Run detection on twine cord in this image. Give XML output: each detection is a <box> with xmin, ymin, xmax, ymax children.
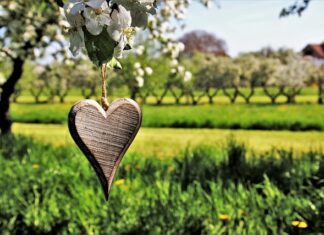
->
<box><xmin>101</xmin><ymin>63</ymin><xmax>110</xmax><ymax>111</ymax></box>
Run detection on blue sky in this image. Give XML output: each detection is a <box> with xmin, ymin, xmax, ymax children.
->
<box><xmin>178</xmin><ymin>0</ymin><xmax>324</xmax><ymax>56</ymax></box>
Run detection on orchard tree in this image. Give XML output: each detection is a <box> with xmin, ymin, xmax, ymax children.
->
<box><xmin>259</xmin><ymin>58</ymin><xmax>283</xmax><ymax>104</ymax></box>
<box><xmin>213</xmin><ymin>57</ymin><xmax>241</xmax><ymax>104</ymax></box>
<box><xmin>149</xmin><ymin>57</ymin><xmax>172</xmax><ymax>105</ymax></box>
<box><xmin>277</xmin><ymin>56</ymin><xmax>311</xmax><ymax>103</ymax></box>
<box><xmin>133</xmin><ymin>62</ymin><xmax>154</xmax><ymax>104</ymax></box>
<box><xmin>235</xmin><ymin>54</ymin><xmax>260</xmax><ymax>103</ymax></box>
<box><xmin>195</xmin><ymin>55</ymin><xmax>224</xmax><ymax>104</ymax></box>
<box><xmin>29</xmin><ymin>65</ymin><xmax>47</xmax><ymax>103</ymax></box>
<box><xmin>310</xmin><ymin>63</ymin><xmax>324</xmax><ymax>104</ymax></box>
<box><xmin>45</xmin><ymin>62</ymin><xmax>73</xmax><ymax>103</ymax></box>
<box><xmin>0</xmin><ymin>0</ymin><xmax>65</xmax><ymax>133</ymax></box>
<box><xmin>72</xmin><ymin>61</ymin><xmax>100</xmax><ymax>99</ymax></box>
<box><xmin>169</xmin><ymin>64</ymin><xmax>195</xmax><ymax>105</ymax></box>
<box><xmin>11</xmin><ymin>84</ymin><xmax>22</xmax><ymax>103</ymax></box>
<box><xmin>0</xmin><ymin>0</ymin><xmax>217</xmax><ymax>134</ymax></box>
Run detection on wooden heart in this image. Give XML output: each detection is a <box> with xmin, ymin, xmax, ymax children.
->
<box><xmin>68</xmin><ymin>99</ymin><xmax>142</xmax><ymax>200</ymax></box>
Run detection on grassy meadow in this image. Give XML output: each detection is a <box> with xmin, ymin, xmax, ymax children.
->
<box><xmin>13</xmin><ymin>123</ymin><xmax>324</xmax><ymax>157</ymax></box>
<box><xmin>2</xmin><ymin>93</ymin><xmax>324</xmax><ymax>234</ymax></box>
<box><xmin>11</xmin><ymin>94</ymin><xmax>324</xmax><ymax>131</ymax></box>
<box><xmin>0</xmin><ymin>135</ymin><xmax>323</xmax><ymax>234</ymax></box>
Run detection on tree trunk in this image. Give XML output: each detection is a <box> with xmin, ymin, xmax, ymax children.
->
<box><xmin>206</xmin><ymin>88</ymin><xmax>218</xmax><ymax>104</ymax></box>
<box><xmin>153</xmin><ymin>88</ymin><xmax>168</xmax><ymax>105</ymax></box>
<box><xmin>286</xmin><ymin>95</ymin><xmax>296</xmax><ymax>104</ymax></box>
<box><xmin>141</xmin><ymin>96</ymin><xmax>147</xmax><ymax>104</ymax></box>
<box><xmin>318</xmin><ymin>82</ymin><xmax>323</xmax><ymax>104</ymax></box>
<box><xmin>271</xmin><ymin>97</ymin><xmax>276</xmax><ymax>104</ymax></box>
<box><xmin>35</xmin><ymin>95</ymin><xmax>40</xmax><ymax>103</ymax></box>
<box><xmin>263</xmin><ymin>86</ymin><xmax>283</xmax><ymax>105</ymax></box>
<box><xmin>190</xmin><ymin>92</ymin><xmax>204</xmax><ymax>105</ymax></box>
<box><xmin>130</xmin><ymin>87</ymin><xmax>138</xmax><ymax>100</ymax></box>
<box><xmin>12</xmin><ymin>96</ymin><xmax>18</xmax><ymax>103</ymax></box>
<box><xmin>59</xmin><ymin>96</ymin><xmax>65</xmax><ymax>103</ymax></box>
<box><xmin>208</xmin><ymin>96</ymin><xmax>213</xmax><ymax>104</ymax></box>
<box><xmin>139</xmin><ymin>92</ymin><xmax>149</xmax><ymax>105</ymax></box>
<box><xmin>0</xmin><ymin>58</ymin><xmax>24</xmax><ymax>134</ymax></box>
<box><xmin>284</xmin><ymin>88</ymin><xmax>301</xmax><ymax>104</ymax></box>
<box><xmin>170</xmin><ymin>89</ymin><xmax>184</xmax><ymax>105</ymax></box>
<box><xmin>223</xmin><ymin>88</ymin><xmax>238</xmax><ymax>104</ymax></box>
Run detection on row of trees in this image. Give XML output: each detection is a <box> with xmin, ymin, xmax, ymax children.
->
<box><xmin>8</xmin><ymin>48</ymin><xmax>324</xmax><ymax>105</ymax></box>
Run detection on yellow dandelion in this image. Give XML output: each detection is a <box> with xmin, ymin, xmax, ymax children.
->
<box><xmin>32</xmin><ymin>164</ymin><xmax>40</xmax><ymax>170</ymax></box>
<box><xmin>115</xmin><ymin>179</ymin><xmax>125</xmax><ymax>186</ymax></box>
<box><xmin>292</xmin><ymin>221</ymin><xmax>308</xmax><ymax>229</ymax></box>
<box><xmin>219</xmin><ymin>214</ymin><xmax>230</xmax><ymax>222</ymax></box>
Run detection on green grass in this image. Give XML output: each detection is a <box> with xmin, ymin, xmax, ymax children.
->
<box><xmin>13</xmin><ymin>123</ymin><xmax>324</xmax><ymax>157</ymax></box>
<box><xmin>11</xmin><ymin>97</ymin><xmax>324</xmax><ymax>131</ymax></box>
<box><xmin>0</xmin><ymin>135</ymin><xmax>323</xmax><ymax>234</ymax></box>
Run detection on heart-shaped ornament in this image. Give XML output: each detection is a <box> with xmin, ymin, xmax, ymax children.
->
<box><xmin>68</xmin><ymin>99</ymin><xmax>142</xmax><ymax>200</ymax></box>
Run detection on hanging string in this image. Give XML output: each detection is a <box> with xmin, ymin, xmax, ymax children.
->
<box><xmin>101</xmin><ymin>63</ymin><xmax>110</xmax><ymax>111</ymax></box>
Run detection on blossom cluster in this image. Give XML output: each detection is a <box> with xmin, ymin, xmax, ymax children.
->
<box><xmin>170</xmin><ymin>59</ymin><xmax>192</xmax><ymax>82</ymax></box>
<box><xmin>133</xmin><ymin>62</ymin><xmax>153</xmax><ymax>87</ymax></box>
<box><xmin>63</xmin><ymin>0</ymin><xmax>157</xmax><ymax>65</ymax></box>
<box><xmin>146</xmin><ymin>0</ymin><xmax>213</xmax><ymax>81</ymax></box>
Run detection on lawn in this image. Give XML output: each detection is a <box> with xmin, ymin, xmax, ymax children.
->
<box><xmin>13</xmin><ymin>123</ymin><xmax>324</xmax><ymax>157</ymax></box>
<box><xmin>11</xmin><ymin>95</ymin><xmax>324</xmax><ymax>131</ymax></box>
<box><xmin>0</xmin><ymin>135</ymin><xmax>322</xmax><ymax>234</ymax></box>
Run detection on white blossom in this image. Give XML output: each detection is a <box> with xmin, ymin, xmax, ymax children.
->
<box><xmin>134</xmin><ymin>62</ymin><xmax>141</xmax><ymax>69</ymax></box>
<box><xmin>112</xmin><ymin>0</ymin><xmax>156</xmax><ymax>27</ymax></box>
<box><xmin>145</xmin><ymin>67</ymin><xmax>153</xmax><ymax>75</ymax></box>
<box><xmin>136</xmin><ymin>76</ymin><xmax>144</xmax><ymax>87</ymax></box>
<box><xmin>184</xmin><ymin>71</ymin><xmax>192</xmax><ymax>82</ymax></box>
<box><xmin>107</xmin><ymin>5</ymin><xmax>134</xmax><ymax>58</ymax></box>
<box><xmin>61</xmin><ymin>0</ymin><xmax>213</xmax><ymax>65</ymax></box>
<box><xmin>83</xmin><ymin>1</ymin><xmax>111</xmax><ymax>35</ymax></box>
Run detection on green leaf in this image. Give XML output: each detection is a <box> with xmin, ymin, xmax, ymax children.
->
<box><xmin>83</xmin><ymin>27</ymin><xmax>117</xmax><ymax>67</ymax></box>
<box><xmin>107</xmin><ymin>57</ymin><xmax>123</xmax><ymax>70</ymax></box>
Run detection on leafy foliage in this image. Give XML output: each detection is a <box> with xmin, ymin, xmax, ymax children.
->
<box><xmin>83</xmin><ymin>27</ymin><xmax>117</xmax><ymax>67</ymax></box>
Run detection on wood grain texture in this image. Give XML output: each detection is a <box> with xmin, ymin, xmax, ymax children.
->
<box><xmin>68</xmin><ymin>99</ymin><xmax>142</xmax><ymax>200</ymax></box>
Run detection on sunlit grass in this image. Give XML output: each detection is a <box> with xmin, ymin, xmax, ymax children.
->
<box><xmin>13</xmin><ymin>123</ymin><xmax>324</xmax><ymax>158</ymax></box>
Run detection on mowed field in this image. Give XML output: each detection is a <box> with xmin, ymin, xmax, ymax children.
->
<box><xmin>11</xmin><ymin>95</ymin><xmax>324</xmax><ymax>131</ymax></box>
<box><xmin>10</xmin><ymin>94</ymin><xmax>324</xmax><ymax>157</ymax></box>
<box><xmin>13</xmin><ymin>124</ymin><xmax>324</xmax><ymax>158</ymax></box>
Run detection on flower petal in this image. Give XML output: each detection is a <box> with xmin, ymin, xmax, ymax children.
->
<box><xmin>85</xmin><ymin>18</ymin><xmax>103</xmax><ymax>35</ymax></box>
<box><xmin>114</xmin><ymin>35</ymin><xmax>127</xmax><ymax>59</ymax></box>
<box><xmin>98</xmin><ymin>13</ymin><xmax>112</xmax><ymax>26</ymax></box>
<box><xmin>69</xmin><ymin>28</ymin><xmax>84</xmax><ymax>56</ymax></box>
<box><xmin>86</xmin><ymin>0</ymin><xmax>106</xmax><ymax>9</ymax></box>
<box><xmin>70</xmin><ymin>2</ymin><xmax>86</xmax><ymax>15</ymax></box>
<box><xmin>107</xmin><ymin>25</ymin><xmax>122</xmax><ymax>42</ymax></box>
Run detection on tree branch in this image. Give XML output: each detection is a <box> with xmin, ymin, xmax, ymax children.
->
<box><xmin>0</xmin><ymin>48</ymin><xmax>15</xmax><ymax>60</ymax></box>
<box><xmin>280</xmin><ymin>0</ymin><xmax>312</xmax><ymax>17</ymax></box>
<box><xmin>52</xmin><ymin>0</ymin><xmax>64</xmax><ymax>7</ymax></box>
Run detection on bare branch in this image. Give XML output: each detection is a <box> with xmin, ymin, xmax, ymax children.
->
<box><xmin>280</xmin><ymin>0</ymin><xmax>312</xmax><ymax>17</ymax></box>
